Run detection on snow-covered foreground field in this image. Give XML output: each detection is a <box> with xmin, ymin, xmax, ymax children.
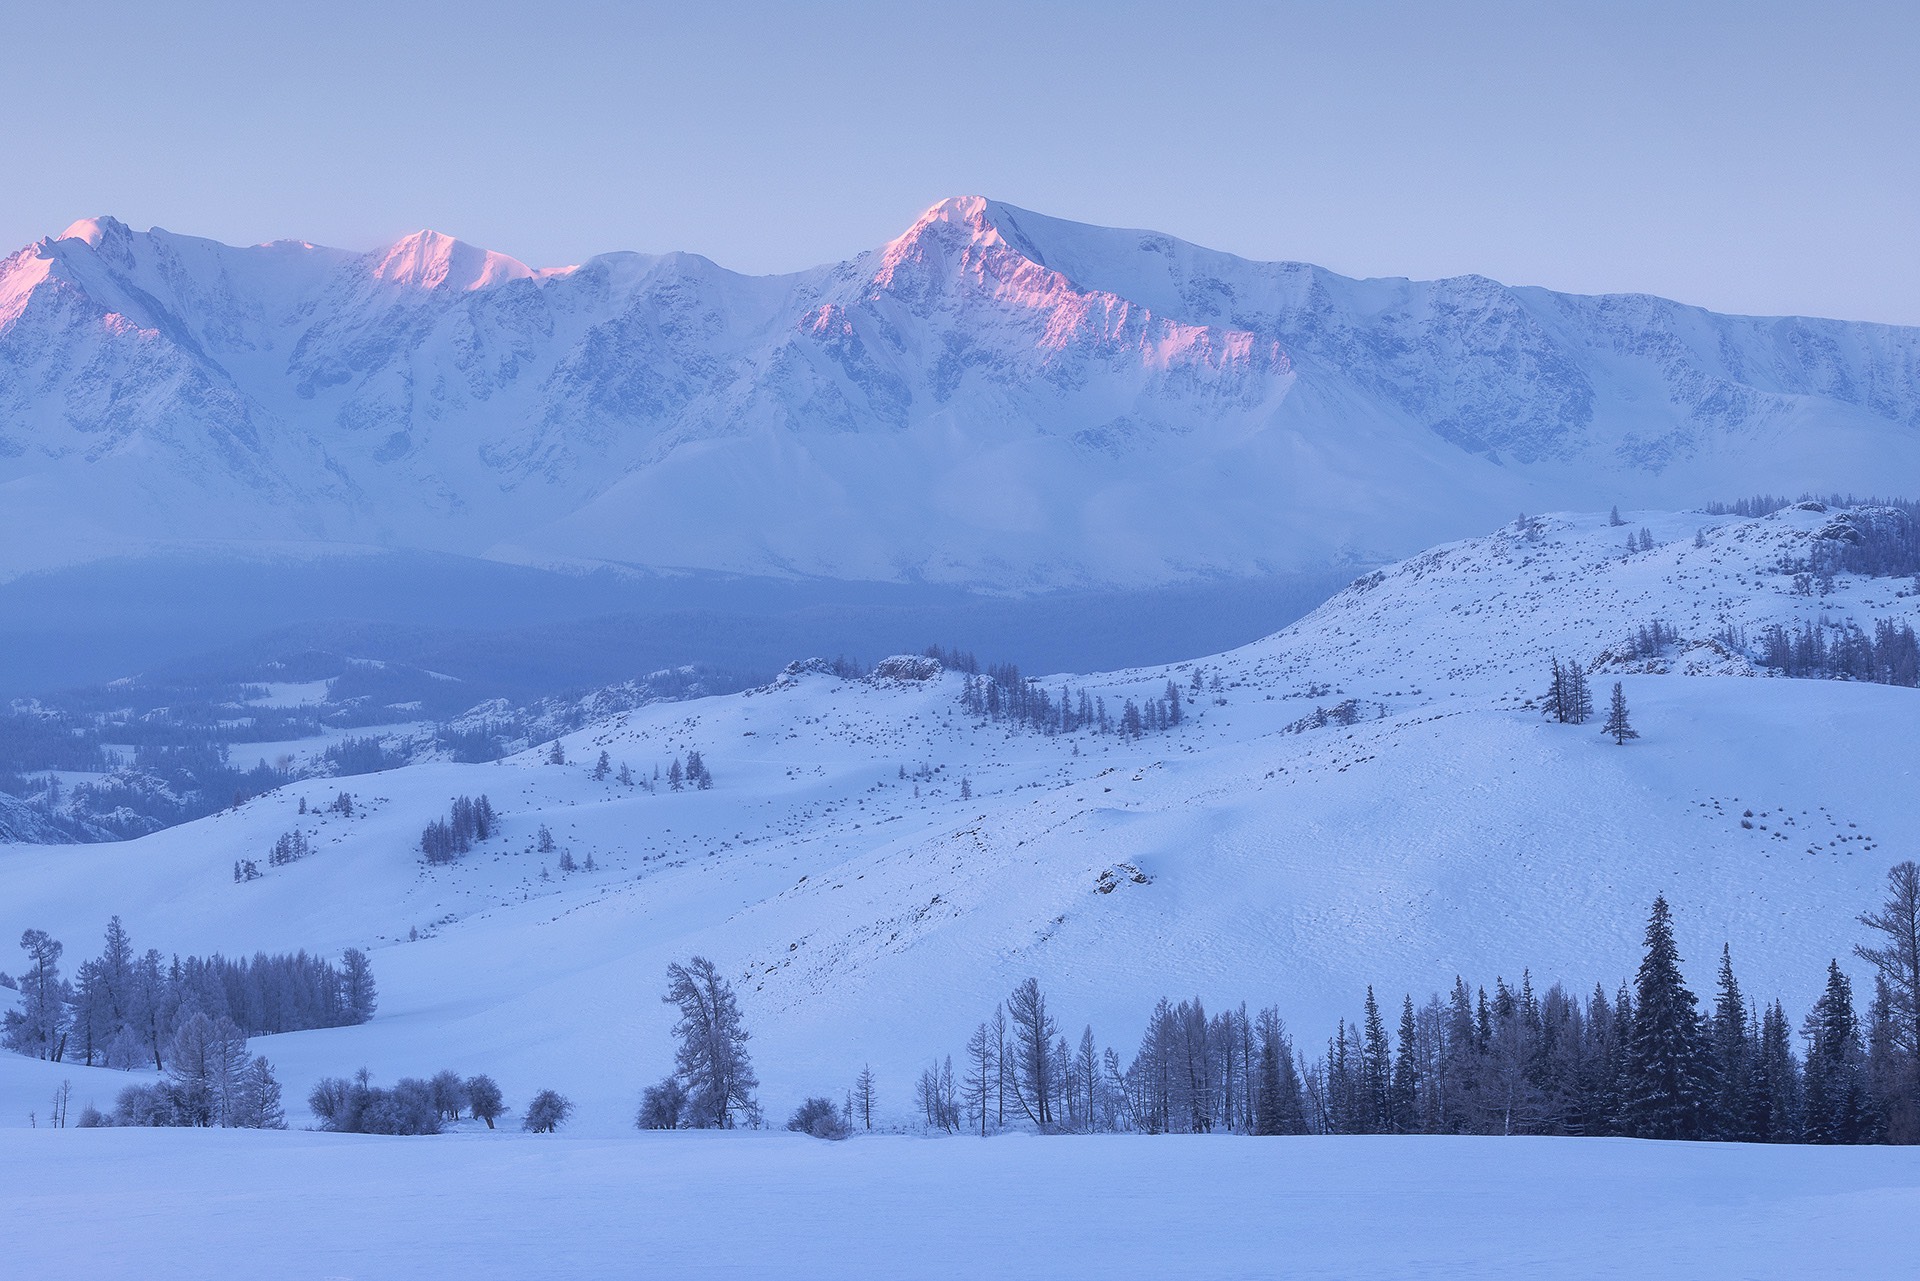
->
<box><xmin>6</xmin><ymin>1127</ymin><xmax>1915</xmax><ymax>1280</ymax></box>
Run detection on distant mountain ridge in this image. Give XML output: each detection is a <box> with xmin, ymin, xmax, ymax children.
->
<box><xmin>2</xmin><ymin>196</ymin><xmax>1917</xmax><ymax>586</ymax></box>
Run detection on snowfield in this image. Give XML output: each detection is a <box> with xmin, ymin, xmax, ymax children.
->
<box><xmin>2</xmin><ymin>504</ymin><xmax>1917</xmax><ymax>1276</ymax></box>
<box><xmin>4</xmin><ymin>1126</ymin><xmax>1918</xmax><ymax>1280</ymax></box>
<box><xmin>2</xmin><ymin>505</ymin><xmax>1914</xmax><ymax>1130</ymax></box>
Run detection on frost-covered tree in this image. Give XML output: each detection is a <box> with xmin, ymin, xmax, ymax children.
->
<box><xmin>592</xmin><ymin>751</ymin><xmax>611</xmax><ymax>781</ymax></box>
<box><xmin>340</xmin><ymin>948</ymin><xmax>377</xmax><ymax>1024</ymax></box>
<box><xmin>466</xmin><ymin>1074</ymin><xmax>506</xmax><ymax>1129</ymax></box>
<box><xmin>522</xmin><ymin>1089</ymin><xmax>574</xmax><ymax>1133</ymax></box>
<box><xmin>165</xmin><ymin>1012</ymin><xmax>248</xmax><ymax>1126</ymax></box>
<box><xmin>787</xmin><ymin>1095</ymin><xmax>847</xmax><ymax>1139</ymax></box>
<box><xmin>308</xmin><ymin>1071</ymin><xmax>442</xmax><ymax>1135</ymax></box>
<box><xmin>2</xmin><ymin>929</ymin><xmax>70</xmax><ymax>1061</ymax></box>
<box><xmin>428</xmin><ymin>1069</ymin><xmax>469</xmax><ymax>1122</ymax></box>
<box><xmin>229</xmin><ymin>1055</ymin><xmax>287</xmax><ymax>1129</ymax></box>
<box><xmin>637</xmin><ymin>1076</ymin><xmax>687</xmax><ymax>1129</ymax></box>
<box><xmin>663</xmin><ymin>957</ymin><xmax>759</xmax><ymax>1128</ymax></box>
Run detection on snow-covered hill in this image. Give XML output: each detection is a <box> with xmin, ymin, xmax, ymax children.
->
<box><xmin>3</xmin><ymin>199</ymin><xmax>1918</xmax><ymax>585</ymax></box>
<box><xmin>1</xmin><ymin>506</ymin><xmax>1915</xmax><ymax>1131</ymax></box>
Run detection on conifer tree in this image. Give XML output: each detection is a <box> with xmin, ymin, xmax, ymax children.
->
<box><xmin>1390</xmin><ymin>994</ymin><xmax>1420</xmax><ymax>1133</ymax></box>
<box><xmin>1855</xmin><ymin>861</ymin><xmax>1920</xmax><ymax>1084</ymax></box>
<box><xmin>662</xmin><ymin>956</ymin><xmax>759</xmax><ymax>1128</ymax></box>
<box><xmin>1567</xmin><ymin>663</ymin><xmax>1594</xmax><ymax>724</ymax></box>
<box><xmin>1361</xmin><ymin>988</ymin><xmax>1391</xmax><ymax>1134</ymax></box>
<box><xmin>1623</xmin><ymin>897</ymin><xmax>1712</xmax><ymax>1139</ymax></box>
<box><xmin>1802</xmin><ymin>960</ymin><xmax>1868</xmax><ymax>1143</ymax></box>
<box><xmin>852</xmin><ymin>1064</ymin><xmax>877</xmax><ymax>1131</ymax></box>
<box><xmin>1750</xmin><ymin>999</ymin><xmax>1800</xmax><ymax>1141</ymax></box>
<box><xmin>1602</xmin><ymin>682</ymin><xmax>1638</xmax><ymax>744</ymax></box>
<box><xmin>1710</xmin><ymin>944</ymin><xmax>1753</xmax><ymax>1138</ymax></box>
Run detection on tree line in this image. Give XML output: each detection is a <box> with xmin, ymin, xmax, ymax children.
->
<box><xmin>897</xmin><ymin>866</ymin><xmax>1918</xmax><ymax>1143</ymax></box>
<box><xmin>2</xmin><ymin>917</ymin><xmax>376</xmax><ymax>1069</ymax></box>
<box><xmin>1755</xmin><ymin>619</ymin><xmax>1919</xmax><ymax>688</ymax></box>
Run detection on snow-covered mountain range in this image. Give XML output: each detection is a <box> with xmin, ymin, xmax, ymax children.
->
<box><xmin>4</xmin><ymin>198</ymin><xmax>1918</xmax><ymax>585</ymax></box>
<box><xmin>4</xmin><ymin>503</ymin><xmax>1914</xmax><ymax>1132</ymax></box>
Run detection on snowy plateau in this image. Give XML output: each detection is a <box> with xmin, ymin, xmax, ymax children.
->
<box><xmin>4</xmin><ymin>502</ymin><xmax>1920</xmax><ymax>1277</ymax></box>
<box><xmin>3</xmin><ymin>196</ymin><xmax>1920</xmax><ymax>587</ymax></box>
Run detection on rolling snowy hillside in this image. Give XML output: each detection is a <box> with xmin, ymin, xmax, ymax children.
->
<box><xmin>2</xmin><ymin>504</ymin><xmax>1915</xmax><ymax>1135</ymax></box>
<box><xmin>3</xmin><ymin>199</ymin><xmax>1918</xmax><ymax>586</ymax></box>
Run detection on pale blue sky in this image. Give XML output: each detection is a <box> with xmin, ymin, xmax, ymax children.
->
<box><xmin>7</xmin><ymin>0</ymin><xmax>1916</xmax><ymax>322</ymax></box>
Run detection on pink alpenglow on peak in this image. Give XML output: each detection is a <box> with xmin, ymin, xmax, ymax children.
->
<box><xmin>873</xmin><ymin>196</ymin><xmax>1284</xmax><ymax>374</ymax></box>
<box><xmin>367</xmin><ymin>230</ymin><xmax>537</xmax><ymax>292</ymax></box>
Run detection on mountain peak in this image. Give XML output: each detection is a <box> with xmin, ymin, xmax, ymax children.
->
<box><xmin>367</xmin><ymin>229</ymin><xmax>534</xmax><ymax>291</ymax></box>
<box><xmin>873</xmin><ymin>195</ymin><xmax>1048</xmax><ymax>293</ymax></box>
<box><xmin>896</xmin><ymin>195</ymin><xmax>1016</xmax><ymax>249</ymax></box>
<box><xmin>56</xmin><ymin>216</ymin><xmax>131</xmax><ymax>246</ymax></box>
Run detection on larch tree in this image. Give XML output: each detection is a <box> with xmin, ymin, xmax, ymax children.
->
<box><xmin>663</xmin><ymin>956</ymin><xmax>760</xmax><ymax>1129</ymax></box>
<box><xmin>1602</xmin><ymin>682</ymin><xmax>1638</xmax><ymax>744</ymax></box>
<box><xmin>1006</xmin><ymin>977</ymin><xmax>1057</xmax><ymax>1128</ymax></box>
<box><xmin>1855</xmin><ymin>862</ymin><xmax>1920</xmax><ymax>1068</ymax></box>
<box><xmin>852</xmin><ymin>1064</ymin><xmax>877</xmax><ymax>1131</ymax></box>
<box><xmin>3</xmin><ymin>929</ymin><xmax>70</xmax><ymax>1061</ymax></box>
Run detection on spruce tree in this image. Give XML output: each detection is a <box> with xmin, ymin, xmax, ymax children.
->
<box><xmin>1390</xmin><ymin>994</ymin><xmax>1420</xmax><ymax>1133</ymax></box>
<box><xmin>1710</xmin><ymin>944</ymin><xmax>1753</xmax><ymax>1138</ymax></box>
<box><xmin>1747</xmin><ymin>1000</ymin><xmax>1800</xmax><ymax>1142</ymax></box>
<box><xmin>1361</xmin><ymin>988</ymin><xmax>1391</xmax><ymax>1134</ymax></box>
<box><xmin>1802</xmin><ymin>960</ymin><xmax>1868</xmax><ymax>1143</ymax></box>
<box><xmin>1623</xmin><ymin>896</ymin><xmax>1712</xmax><ymax>1139</ymax></box>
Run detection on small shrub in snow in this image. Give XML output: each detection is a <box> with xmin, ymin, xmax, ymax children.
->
<box><xmin>308</xmin><ymin>1071</ymin><xmax>442</xmax><ymax>1135</ymax></box>
<box><xmin>787</xmin><ymin>1096</ymin><xmax>848</xmax><ymax>1140</ymax></box>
